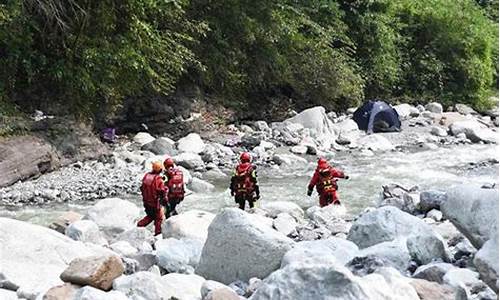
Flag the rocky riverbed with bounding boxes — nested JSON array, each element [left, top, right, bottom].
[[0, 102, 498, 299]]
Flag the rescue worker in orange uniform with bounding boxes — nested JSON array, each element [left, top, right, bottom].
[[163, 158, 185, 218], [230, 152, 260, 210], [307, 158, 349, 207], [137, 161, 167, 235]]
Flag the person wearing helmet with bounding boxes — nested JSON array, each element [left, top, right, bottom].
[[230, 152, 260, 210], [137, 161, 168, 235], [162, 158, 185, 218], [307, 158, 349, 207]]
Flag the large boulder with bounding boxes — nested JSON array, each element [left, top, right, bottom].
[[161, 273, 205, 300], [0, 136, 60, 188], [394, 104, 419, 120], [250, 263, 419, 300], [273, 213, 298, 236], [65, 220, 108, 246], [141, 138, 176, 155], [260, 201, 304, 220], [173, 152, 205, 170], [406, 234, 450, 265], [448, 120, 485, 136], [419, 190, 447, 213], [162, 210, 215, 242], [473, 234, 499, 292], [284, 106, 336, 136], [347, 206, 444, 249], [196, 208, 294, 284], [441, 186, 498, 248], [0, 218, 99, 297], [425, 102, 443, 114], [155, 238, 204, 274], [73, 286, 129, 300], [357, 134, 394, 152], [84, 198, 141, 239], [177, 133, 205, 154], [464, 127, 498, 144], [281, 237, 359, 267], [409, 279, 458, 300], [355, 239, 411, 273], [60, 255, 124, 291]]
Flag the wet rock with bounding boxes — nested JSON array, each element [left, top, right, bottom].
[[272, 213, 297, 236], [196, 208, 294, 284], [177, 133, 205, 154], [250, 263, 419, 300], [409, 279, 458, 300], [260, 201, 304, 220], [84, 198, 140, 240], [49, 211, 83, 234], [0, 218, 100, 298], [60, 255, 124, 291], [347, 206, 445, 249], [73, 286, 129, 300], [473, 234, 499, 292], [40, 283, 80, 300], [442, 186, 498, 248], [173, 152, 205, 170], [155, 238, 203, 274], [412, 262, 455, 283], [419, 190, 447, 213], [188, 177, 215, 193], [141, 138, 176, 155], [162, 210, 215, 242], [133, 132, 155, 146], [281, 237, 359, 267], [425, 102, 443, 114]]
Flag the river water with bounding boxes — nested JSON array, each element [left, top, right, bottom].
[[2, 143, 497, 226]]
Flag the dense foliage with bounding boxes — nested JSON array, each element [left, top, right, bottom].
[[0, 0, 498, 119]]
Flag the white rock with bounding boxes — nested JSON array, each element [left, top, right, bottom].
[[65, 220, 108, 246], [284, 106, 336, 136], [201, 280, 233, 299], [85, 198, 140, 239], [113, 227, 154, 253], [260, 201, 304, 220], [133, 132, 155, 146], [189, 177, 215, 193], [174, 152, 205, 170], [259, 141, 275, 150], [290, 145, 308, 155], [430, 126, 448, 137], [161, 273, 205, 300], [162, 210, 215, 242], [0, 289, 18, 300], [426, 209, 443, 222], [357, 239, 411, 273], [443, 268, 479, 289], [347, 206, 446, 251], [109, 241, 138, 257], [272, 213, 297, 236], [394, 104, 416, 120], [442, 186, 498, 248], [73, 286, 129, 300], [0, 218, 99, 298], [196, 209, 294, 284], [177, 133, 206, 154], [155, 238, 204, 274], [271, 154, 308, 167], [406, 234, 450, 265], [449, 120, 485, 136], [425, 103, 443, 114], [281, 237, 359, 267], [473, 234, 499, 292], [357, 134, 394, 151], [465, 128, 497, 144], [250, 262, 419, 300], [113, 271, 169, 299]]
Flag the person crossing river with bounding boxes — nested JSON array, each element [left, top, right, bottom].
[[230, 152, 260, 210], [137, 161, 167, 235], [162, 158, 185, 219], [307, 158, 349, 207]]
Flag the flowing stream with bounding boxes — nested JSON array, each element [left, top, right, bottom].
[[1, 143, 497, 226]]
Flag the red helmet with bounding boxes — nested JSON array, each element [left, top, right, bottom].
[[317, 158, 329, 168], [163, 158, 174, 168], [240, 152, 251, 163]]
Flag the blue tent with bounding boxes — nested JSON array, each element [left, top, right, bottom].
[[353, 100, 401, 134]]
